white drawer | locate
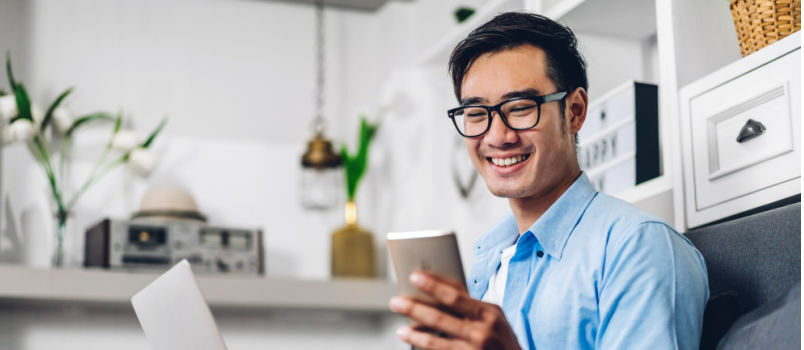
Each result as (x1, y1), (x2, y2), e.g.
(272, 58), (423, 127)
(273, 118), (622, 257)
(680, 33), (801, 228)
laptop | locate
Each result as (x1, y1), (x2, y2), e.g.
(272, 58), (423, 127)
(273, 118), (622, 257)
(131, 259), (228, 350)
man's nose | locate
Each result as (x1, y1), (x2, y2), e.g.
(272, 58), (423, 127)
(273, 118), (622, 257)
(484, 112), (518, 147)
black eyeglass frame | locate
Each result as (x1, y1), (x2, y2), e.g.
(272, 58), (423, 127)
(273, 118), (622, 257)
(447, 91), (568, 138)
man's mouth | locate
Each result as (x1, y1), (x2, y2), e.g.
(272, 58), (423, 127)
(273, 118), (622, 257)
(487, 154), (530, 167)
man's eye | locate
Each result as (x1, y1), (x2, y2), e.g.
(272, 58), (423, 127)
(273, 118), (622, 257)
(467, 112), (487, 117)
(511, 105), (535, 113)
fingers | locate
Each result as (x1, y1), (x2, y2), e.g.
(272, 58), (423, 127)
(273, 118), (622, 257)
(396, 326), (474, 350)
(389, 296), (475, 340)
(410, 271), (484, 318)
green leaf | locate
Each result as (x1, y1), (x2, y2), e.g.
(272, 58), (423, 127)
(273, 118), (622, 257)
(341, 116), (379, 201)
(13, 82), (33, 122)
(65, 112), (114, 137)
(41, 88), (73, 133)
(140, 117), (167, 148)
(6, 52), (16, 92)
(113, 112), (123, 134)
(454, 7), (475, 23)
(5, 54), (32, 123)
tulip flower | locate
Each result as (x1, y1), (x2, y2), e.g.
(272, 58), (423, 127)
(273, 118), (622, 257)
(111, 130), (138, 152)
(31, 104), (44, 126)
(128, 147), (157, 176)
(52, 106), (74, 134)
(2, 118), (34, 144)
(0, 94), (16, 121)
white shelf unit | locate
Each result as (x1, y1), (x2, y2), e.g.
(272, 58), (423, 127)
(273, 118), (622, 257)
(524, 0), (744, 229)
(0, 264), (396, 313)
(280, 0), (411, 12)
(416, 0), (524, 66)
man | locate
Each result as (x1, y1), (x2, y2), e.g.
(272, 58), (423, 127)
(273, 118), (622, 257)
(389, 12), (709, 350)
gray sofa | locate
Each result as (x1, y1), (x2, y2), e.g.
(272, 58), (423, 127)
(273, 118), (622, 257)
(686, 201), (801, 349)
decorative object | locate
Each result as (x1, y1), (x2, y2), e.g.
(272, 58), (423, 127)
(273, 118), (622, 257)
(300, 0), (343, 211)
(730, 0), (801, 56)
(578, 81), (660, 194)
(331, 117), (378, 278)
(454, 7), (476, 23)
(132, 186), (207, 222)
(0, 196), (22, 263)
(1, 54), (167, 267)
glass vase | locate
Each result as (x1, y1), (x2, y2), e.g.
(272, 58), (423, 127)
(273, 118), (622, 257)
(52, 210), (69, 268)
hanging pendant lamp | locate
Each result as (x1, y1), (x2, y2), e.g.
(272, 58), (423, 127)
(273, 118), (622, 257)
(300, 0), (343, 210)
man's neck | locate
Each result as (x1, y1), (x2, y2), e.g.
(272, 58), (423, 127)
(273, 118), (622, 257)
(509, 171), (582, 234)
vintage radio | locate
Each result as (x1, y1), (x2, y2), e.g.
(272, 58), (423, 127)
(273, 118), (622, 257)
(84, 218), (263, 276)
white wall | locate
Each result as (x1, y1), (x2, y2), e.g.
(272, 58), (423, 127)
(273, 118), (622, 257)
(18, 0), (343, 144)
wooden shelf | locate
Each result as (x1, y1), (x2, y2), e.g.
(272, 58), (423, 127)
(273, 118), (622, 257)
(0, 264), (396, 313)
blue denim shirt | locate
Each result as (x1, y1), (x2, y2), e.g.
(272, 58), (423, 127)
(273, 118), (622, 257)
(467, 174), (709, 349)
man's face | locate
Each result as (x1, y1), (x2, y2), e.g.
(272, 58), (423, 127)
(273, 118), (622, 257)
(460, 44), (581, 199)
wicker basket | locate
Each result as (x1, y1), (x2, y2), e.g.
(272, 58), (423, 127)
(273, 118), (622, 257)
(730, 0), (801, 56)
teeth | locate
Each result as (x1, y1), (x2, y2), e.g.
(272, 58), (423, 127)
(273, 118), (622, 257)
(490, 154), (529, 167)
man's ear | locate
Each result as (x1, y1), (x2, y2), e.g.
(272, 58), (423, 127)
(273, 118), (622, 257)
(565, 87), (588, 134)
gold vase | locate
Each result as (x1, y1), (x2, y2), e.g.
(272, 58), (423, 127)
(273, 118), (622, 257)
(331, 201), (375, 278)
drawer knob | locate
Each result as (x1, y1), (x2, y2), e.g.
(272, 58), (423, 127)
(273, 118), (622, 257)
(736, 119), (766, 143)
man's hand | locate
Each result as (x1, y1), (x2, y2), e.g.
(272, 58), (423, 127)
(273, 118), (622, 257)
(389, 271), (521, 350)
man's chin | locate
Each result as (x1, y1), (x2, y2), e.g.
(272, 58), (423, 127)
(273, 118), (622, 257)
(485, 183), (529, 199)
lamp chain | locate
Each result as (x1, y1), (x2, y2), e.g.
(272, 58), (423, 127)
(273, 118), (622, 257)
(313, 0), (326, 135)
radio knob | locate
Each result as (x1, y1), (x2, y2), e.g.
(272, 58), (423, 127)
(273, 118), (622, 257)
(216, 258), (230, 272)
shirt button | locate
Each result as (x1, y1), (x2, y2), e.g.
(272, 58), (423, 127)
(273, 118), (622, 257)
(474, 279), (478, 284)
(536, 251), (544, 258)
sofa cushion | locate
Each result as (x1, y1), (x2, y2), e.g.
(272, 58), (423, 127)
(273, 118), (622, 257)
(686, 202), (801, 313)
(686, 201), (801, 349)
(717, 282), (800, 350)
(700, 291), (741, 350)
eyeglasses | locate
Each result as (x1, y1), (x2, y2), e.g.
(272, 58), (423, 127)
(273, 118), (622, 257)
(447, 91), (567, 138)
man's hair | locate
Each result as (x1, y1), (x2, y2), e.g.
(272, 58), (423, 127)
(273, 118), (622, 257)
(448, 12), (588, 102)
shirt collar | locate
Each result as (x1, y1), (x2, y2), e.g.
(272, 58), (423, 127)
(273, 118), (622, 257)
(474, 212), (519, 257)
(474, 173), (598, 260)
(527, 172), (597, 259)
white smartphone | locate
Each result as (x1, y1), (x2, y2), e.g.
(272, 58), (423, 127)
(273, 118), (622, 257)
(387, 229), (467, 303)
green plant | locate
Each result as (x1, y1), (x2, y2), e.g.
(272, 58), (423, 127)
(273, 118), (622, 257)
(340, 117), (378, 202)
(454, 7), (476, 23)
(1, 53), (167, 266)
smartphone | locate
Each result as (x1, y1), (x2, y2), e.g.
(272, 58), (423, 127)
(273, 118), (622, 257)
(386, 229), (467, 302)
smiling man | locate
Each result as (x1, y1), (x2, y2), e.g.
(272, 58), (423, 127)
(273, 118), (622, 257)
(389, 12), (709, 350)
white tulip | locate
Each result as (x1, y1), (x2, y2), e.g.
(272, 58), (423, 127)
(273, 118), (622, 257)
(2, 119), (35, 145)
(31, 105), (44, 125)
(112, 130), (139, 151)
(52, 107), (74, 133)
(128, 147), (157, 176)
(0, 95), (17, 121)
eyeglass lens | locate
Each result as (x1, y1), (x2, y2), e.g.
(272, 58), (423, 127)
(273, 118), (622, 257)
(452, 99), (540, 137)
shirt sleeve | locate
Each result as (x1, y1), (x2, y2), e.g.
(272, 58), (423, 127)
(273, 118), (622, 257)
(595, 222), (709, 350)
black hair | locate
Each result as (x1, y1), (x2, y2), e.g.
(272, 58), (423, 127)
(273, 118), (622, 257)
(448, 12), (588, 102)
